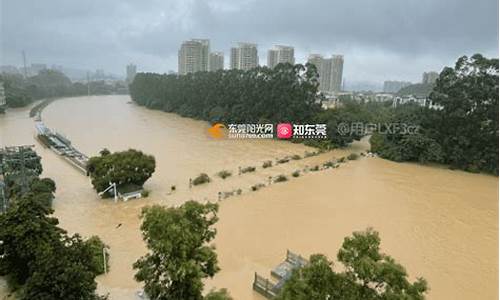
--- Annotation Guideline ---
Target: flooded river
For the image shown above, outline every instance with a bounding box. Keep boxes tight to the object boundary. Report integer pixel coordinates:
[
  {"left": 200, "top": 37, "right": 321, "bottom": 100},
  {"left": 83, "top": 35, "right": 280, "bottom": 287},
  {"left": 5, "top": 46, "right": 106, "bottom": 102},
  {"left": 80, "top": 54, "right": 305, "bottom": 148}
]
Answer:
[{"left": 0, "top": 95, "right": 497, "bottom": 300}]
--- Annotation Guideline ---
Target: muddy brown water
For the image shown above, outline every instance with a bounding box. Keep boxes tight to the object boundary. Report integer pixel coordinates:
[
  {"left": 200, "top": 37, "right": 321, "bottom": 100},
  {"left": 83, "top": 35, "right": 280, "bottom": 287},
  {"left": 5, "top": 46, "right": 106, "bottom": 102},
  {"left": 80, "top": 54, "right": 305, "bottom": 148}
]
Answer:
[{"left": 0, "top": 95, "right": 497, "bottom": 300}]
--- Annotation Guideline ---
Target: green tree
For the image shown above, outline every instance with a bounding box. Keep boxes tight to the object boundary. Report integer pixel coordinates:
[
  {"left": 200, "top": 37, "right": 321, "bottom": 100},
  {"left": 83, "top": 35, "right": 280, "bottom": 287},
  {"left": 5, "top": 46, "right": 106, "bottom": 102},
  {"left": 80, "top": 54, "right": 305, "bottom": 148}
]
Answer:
[
  {"left": 87, "top": 149, "right": 155, "bottom": 193},
  {"left": 430, "top": 54, "right": 498, "bottom": 173},
  {"left": 338, "top": 229, "right": 427, "bottom": 299},
  {"left": 371, "top": 54, "right": 498, "bottom": 174},
  {"left": 0, "top": 195, "right": 107, "bottom": 299},
  {"left": 0, "top": 195, "right": 62, "bottom": 286},
  {"left": 23, "top": 234, "right": 107, "bottom": 300},
  {"left": 277, "top": 229, "right": 427, "bottom": 300},
  {"left": 133, "top": 201, "right": 221, "bottom": 300}
]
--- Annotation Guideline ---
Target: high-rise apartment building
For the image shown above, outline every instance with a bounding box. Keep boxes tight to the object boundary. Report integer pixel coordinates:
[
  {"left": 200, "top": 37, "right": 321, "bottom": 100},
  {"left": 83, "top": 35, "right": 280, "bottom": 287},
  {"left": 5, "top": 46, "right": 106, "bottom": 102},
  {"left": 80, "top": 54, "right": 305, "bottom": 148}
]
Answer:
[
  {"left": 209, "top": 52, "right": 224, "bottom": 71},
  {"left": 422, "top": 71, "right": 439, "bottom": 84},
  {"left": 192, "top": 39, "right": 210, "bottom": 72},
  {"left": 307, "top": 54, "right": 344, "bottom": 93},
  {"left": 126, "top": 64, "right": 137, "bottom": 83},
  {"left": 230, "top": 47, "right": 239, "bottom": 69},
  {"left": 229, "top": 43, "right": 258, "bottom": 71},
  {"left": 267, "top": 45, "right": 295, "bottom": 68},
  {"left": 178, "top": 39, "right": 210, "bottom": 75},
  {"left": 330, "top": 55, "right": 344, "bottom": 93}
]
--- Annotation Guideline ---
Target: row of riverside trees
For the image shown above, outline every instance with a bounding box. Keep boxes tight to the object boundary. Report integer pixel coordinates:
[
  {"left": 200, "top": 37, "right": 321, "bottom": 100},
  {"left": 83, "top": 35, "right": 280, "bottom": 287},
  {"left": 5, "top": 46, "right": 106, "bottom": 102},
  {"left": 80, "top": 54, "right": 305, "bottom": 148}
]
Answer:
[
  {"left": 131, "top": 55, "right": 498, "bottom": 174},
  {"left": 0, "top": 69, "right": 127, "bottom": 108},
  {"left": 0, "top": 148, "right": 108, "bottom": 299},
  {"left": 129, "top": 63, "right": 323, "bottom": 124}
]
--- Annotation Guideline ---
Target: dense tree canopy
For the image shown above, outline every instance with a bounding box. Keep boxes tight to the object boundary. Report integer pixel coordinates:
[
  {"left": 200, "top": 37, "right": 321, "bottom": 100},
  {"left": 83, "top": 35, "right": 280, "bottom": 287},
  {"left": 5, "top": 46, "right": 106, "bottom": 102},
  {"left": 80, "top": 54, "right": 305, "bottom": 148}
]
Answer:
[
  {"left": 134, "top": 201, "right": 229, "bottom": 300},
  {"left": 277, "top": 229, "right": 427, "bottom": 300},
  {"left": 0, "top": 195, "right": 107, "bottom": 299},
  {"left": 0, "top": 148, "right": 107, "bottom": 299},
  {"left": 0, "top": 70, "right": 126, "bottom": 108},
  {"left": 371, "top": 54, "right": 498, "bottom": 174},
  {"left": 0, "top": 148, "right": 56, "bottom": 207},
  {"left": 430, "top": 54, "right": 498, "bottom": 173},
  {"left": 129, "top": 63, "right": 323, "bottom": 124},
  {"left": 369, "top": 104, "right": 444, "bottom": 164},
  {"left": 87, "top": 149, "right": 156, "bottom": 193}
]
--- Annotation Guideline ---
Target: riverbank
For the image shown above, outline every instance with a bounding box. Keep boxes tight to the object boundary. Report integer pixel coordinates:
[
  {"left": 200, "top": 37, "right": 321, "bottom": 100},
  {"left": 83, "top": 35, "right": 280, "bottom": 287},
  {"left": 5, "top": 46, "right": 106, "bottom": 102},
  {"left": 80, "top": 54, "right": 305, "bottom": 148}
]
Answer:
[{"left": 29, "top": 97, "right": 58, "bottom": 118}]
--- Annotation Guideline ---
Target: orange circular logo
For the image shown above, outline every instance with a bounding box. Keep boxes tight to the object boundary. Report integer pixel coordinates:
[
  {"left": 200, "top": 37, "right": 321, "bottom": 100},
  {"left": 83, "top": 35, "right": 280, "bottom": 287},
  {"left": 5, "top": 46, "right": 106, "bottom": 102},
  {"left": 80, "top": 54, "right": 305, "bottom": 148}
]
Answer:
[{"left": 208, "top": 123, "right": 226, "bottom": 139}]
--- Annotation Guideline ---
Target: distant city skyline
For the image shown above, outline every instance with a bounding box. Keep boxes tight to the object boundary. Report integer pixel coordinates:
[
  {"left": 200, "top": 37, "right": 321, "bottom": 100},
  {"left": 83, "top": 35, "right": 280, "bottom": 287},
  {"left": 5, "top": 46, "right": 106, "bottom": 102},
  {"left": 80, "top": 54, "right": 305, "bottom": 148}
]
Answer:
[{"left": 1, "top": 0, "right": 498, "bottom": 86}]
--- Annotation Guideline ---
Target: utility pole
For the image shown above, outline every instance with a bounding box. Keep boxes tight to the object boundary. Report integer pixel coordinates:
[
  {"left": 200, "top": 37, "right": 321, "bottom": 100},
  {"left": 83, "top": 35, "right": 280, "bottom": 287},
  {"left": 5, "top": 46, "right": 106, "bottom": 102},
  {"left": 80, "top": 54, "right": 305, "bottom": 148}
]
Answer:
[
  {"left": 22, "top": 51, "right": 28, "bottom": 78},
  {"left": 87, "top": 71, "right": 91, "bottom": 96},
  {"left": 102, "top": 247, "right": 107, "bottom": 273}
]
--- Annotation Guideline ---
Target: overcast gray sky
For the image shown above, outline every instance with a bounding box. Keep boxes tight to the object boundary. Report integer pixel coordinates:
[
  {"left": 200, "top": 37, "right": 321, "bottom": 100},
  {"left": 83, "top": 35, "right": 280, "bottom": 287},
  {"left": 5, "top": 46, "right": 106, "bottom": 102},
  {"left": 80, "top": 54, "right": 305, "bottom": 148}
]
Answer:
[{"left": 1, "top": 0, "right": 498, "bottom": 84}]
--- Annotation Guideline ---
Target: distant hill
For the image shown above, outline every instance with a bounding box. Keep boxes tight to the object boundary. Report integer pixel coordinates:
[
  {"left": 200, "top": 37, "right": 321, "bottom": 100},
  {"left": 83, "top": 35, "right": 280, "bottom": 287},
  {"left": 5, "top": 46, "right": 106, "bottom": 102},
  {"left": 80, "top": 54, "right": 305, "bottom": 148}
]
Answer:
[{"left": 397, "top": 83, "right": 435, "bottom": 97}]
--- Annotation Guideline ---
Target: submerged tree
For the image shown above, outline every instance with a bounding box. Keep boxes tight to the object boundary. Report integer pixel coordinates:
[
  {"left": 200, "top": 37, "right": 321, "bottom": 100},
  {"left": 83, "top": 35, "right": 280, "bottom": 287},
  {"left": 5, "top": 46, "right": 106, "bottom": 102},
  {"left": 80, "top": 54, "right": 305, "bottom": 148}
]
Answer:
[
  {"left": 87, "top": 149, "right": 156, "bottom": 193},
  {"left": 277, "top": 229, "right": 427, "bottom": 300},
  {"left": 134, "top": 201, "right": 228, "bottom": 300}
]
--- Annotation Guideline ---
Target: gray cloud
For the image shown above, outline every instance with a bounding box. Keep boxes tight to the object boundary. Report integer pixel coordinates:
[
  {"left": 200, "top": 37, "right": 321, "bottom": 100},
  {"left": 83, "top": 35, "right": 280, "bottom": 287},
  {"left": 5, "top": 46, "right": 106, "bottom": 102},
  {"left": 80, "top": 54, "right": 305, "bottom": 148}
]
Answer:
[{"left": 1, "top": 0, "right": 498, "bottom": 84}]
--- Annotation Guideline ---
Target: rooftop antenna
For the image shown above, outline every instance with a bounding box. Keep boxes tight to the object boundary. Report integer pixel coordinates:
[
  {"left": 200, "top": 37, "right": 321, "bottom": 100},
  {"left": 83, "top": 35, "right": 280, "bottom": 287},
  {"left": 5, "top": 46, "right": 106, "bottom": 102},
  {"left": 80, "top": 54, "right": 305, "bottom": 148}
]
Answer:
[{"left": 22, "top": 51, "right": 27, "bottom": 78}]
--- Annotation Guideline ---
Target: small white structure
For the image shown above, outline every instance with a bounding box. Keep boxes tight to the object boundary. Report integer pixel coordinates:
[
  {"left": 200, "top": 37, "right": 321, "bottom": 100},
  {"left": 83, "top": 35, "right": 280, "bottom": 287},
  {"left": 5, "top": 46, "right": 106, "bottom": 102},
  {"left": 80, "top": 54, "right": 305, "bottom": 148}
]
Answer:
[
  {"left": 393, "top": 95, "right": 442, "bottom": 110},
  {"left": 98, "top": 182, "right": 144, "bottom": 202}
]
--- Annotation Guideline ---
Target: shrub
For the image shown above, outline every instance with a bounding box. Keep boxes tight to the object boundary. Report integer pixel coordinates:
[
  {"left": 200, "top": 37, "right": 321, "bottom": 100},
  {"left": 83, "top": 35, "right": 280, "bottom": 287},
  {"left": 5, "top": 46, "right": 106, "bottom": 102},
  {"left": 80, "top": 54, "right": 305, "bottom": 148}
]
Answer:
[
  {"left": 193, "top": 173, "right": 211, "bottom": 185},
  {"left": 304, "top": 151, "right": 318, "bottom": 158},
  {"left": 323, "top": 161, "right": 335, "bottom": 168},
  {"left": 251, "top": 183, "right": 266, "bottom": 191},
  {"left": 274, "top": 174, "right": 288, "bottom": 183},
  {"left": 309, "top": 165, "right": 320, "bottom": 171},
  {"left": 338, "top": 157, "right": 346, "bottom": 163},
  {"left": 262, "top": 160, "right": 273, "bottom": 168},
  {"left": 347, "top": 153, "right": 359, "bottom": 160},
  {"left": 292, "top": 170, "right": 300, "bottom": 177},
  {"left": 277, "top": 157, "right": 290, "bottom": 164},
  {"left": 217, "top": 170, "right": 232, "bottom": 179},
  {"left": 241, "top": 166, "right": 256, "bottom": 174},
  {"left": 141, "top": 190, "right": 150, "bottom": 197},
  {"left": 291, "top": 154, "right": 302, "bottom": 160}
]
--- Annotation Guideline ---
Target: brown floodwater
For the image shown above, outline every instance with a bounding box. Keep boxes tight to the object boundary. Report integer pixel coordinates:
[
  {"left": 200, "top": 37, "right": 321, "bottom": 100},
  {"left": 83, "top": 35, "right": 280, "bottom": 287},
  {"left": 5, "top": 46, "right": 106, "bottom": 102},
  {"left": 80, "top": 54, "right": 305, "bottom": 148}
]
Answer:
[{"left": 0, "top": 95, "right": 497, "bottom": 300}]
